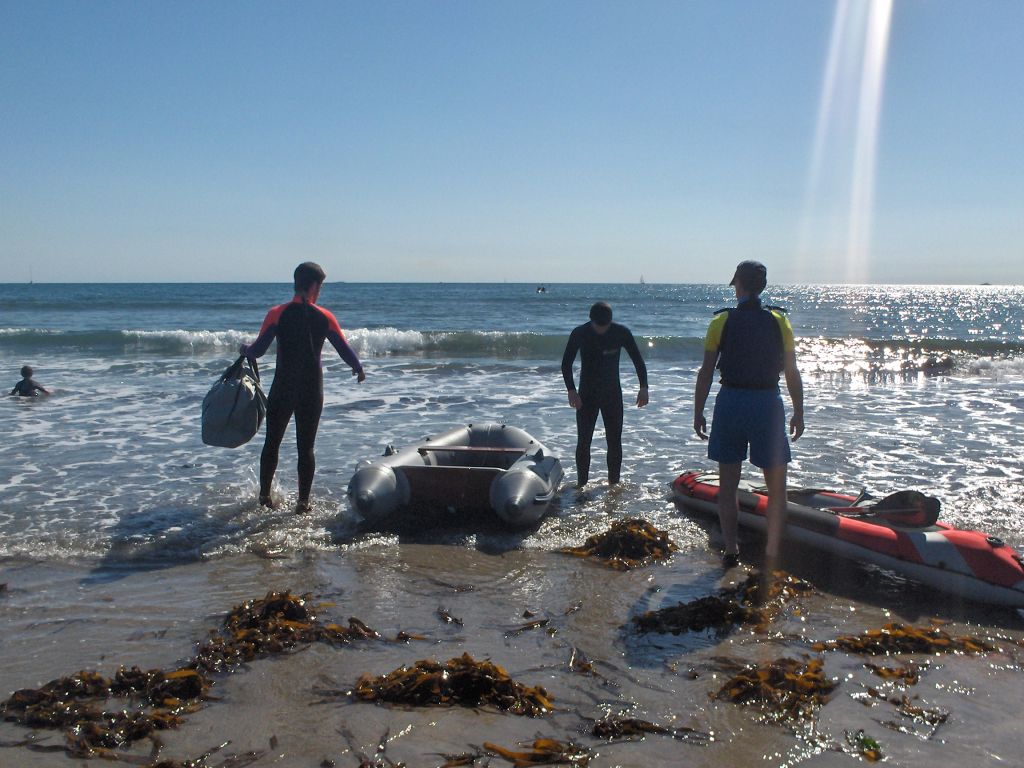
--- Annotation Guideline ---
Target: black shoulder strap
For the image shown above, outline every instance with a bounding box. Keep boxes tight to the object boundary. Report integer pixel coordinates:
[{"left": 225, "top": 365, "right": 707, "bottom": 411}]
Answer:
[
  {"left": 713, "top": 307, "right": 731, "bottom": 315},
  {"left": 765, "top": 304, "right": 787, "bottom": 314}
]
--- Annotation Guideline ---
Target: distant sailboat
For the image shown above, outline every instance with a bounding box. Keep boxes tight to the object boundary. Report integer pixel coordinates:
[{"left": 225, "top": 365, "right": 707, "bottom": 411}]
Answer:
[{"left": 639, "top": 275, "right": 645, "bottom": 286}]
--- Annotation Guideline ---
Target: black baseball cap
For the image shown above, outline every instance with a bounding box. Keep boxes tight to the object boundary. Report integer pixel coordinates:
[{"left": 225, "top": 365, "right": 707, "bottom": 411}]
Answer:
[{"left": 730, "top": 260, "right": 767, "bottom": 293}]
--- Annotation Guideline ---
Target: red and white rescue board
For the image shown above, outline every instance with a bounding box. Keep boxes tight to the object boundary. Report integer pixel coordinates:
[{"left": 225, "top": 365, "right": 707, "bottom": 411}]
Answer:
[{"left": 673, "top": 471, "right": 1024, "bottom": 608}]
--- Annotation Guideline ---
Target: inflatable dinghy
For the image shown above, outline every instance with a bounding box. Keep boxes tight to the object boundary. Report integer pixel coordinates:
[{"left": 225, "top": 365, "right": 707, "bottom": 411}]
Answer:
[
  {"left": 673, "top": 471, "right": 1024, "bottom": 608},
  {"left": 348, "top": 423, "right": 563, "bottom": 527}
]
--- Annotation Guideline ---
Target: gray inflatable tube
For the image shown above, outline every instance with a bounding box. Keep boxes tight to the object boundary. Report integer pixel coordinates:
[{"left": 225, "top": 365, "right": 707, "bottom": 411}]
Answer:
[{"left": 347, "top": 423, "right": 564, "bottom": 528}]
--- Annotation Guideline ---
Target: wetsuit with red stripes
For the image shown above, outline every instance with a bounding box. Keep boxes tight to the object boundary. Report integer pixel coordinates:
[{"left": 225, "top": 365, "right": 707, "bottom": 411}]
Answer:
[{"left": 244, "top": 297, "right": 363, "bottom": 502}]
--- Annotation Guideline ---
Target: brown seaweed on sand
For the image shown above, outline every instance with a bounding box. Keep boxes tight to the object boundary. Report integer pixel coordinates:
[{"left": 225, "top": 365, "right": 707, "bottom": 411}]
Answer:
[
  {"left": 591, "top": 714, "right": 671, "bottom": 740},
  {"left": 483, "top": 738, "right": 591, "bottom": 766},
  {"left": 634, "top": 572, "right": 813, "bottom": 635},
  {"left": 504, "top": 618, "right": 550, "bottom": 638},
  {"left": 146, "top": 741, "right": 266, "bottom": 767},
  {"left": 590, "top": 714, "right": 712, "bottom": 744},
  {"left": 812, "top": 622, "right": 996, "bottom": 656},
  {"left": 863, "top": 662, "right": 922, "bottom": 685},
  {"left": 712, "top": 657, "right": 838, "bottom": 722},
  {"left": 2, "top": 590, "right": 388, "bottom": 761},
  {"left": 1, "top": 666, "right": 206, "bottom": 758},
  {"left": 195, "top": 591, "right": 381, "bottom": 671},
  {"left": 437, "top": 607, "right": 464, "bottom": 626},
  {"left": 353, "top": 653, "right": 553, "bottom": 716},
  {"left": 559, "top": 519, "right": 677, "bottom": 570},
  {"left": 856, "top": 686, "right": 949, "bottom": 728}
]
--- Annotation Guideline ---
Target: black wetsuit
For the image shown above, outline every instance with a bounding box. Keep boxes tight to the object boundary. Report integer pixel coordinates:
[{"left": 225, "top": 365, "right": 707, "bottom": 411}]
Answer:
[
  {"left": 561, "top": 322, "right": 648, "bottom": 484},
  {"left": 245, "top": 298, "right": 362, "bottom": 502},
  {"left": 11, "top": 378, "right": 45, "bottom": 396}
]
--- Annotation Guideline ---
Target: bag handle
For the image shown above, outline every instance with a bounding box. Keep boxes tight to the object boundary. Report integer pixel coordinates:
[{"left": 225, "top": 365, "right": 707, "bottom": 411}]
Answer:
[{"left": 222, "top": 354, "right": 261, "bottom": 383}]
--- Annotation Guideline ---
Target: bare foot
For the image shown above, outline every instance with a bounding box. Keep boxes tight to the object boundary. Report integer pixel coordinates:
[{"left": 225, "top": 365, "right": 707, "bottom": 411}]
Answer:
[
  {"left": 295, "top": 499, "right": 312, "bottom": 515},
  {"left": 258, "top": 495, "right": 278, "bottom": 510}
]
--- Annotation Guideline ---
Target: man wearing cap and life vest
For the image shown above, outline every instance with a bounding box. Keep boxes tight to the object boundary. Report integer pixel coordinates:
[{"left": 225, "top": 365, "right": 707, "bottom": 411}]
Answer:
[{"left": 693, "top": 261, "right": 804, "bottom": 570}]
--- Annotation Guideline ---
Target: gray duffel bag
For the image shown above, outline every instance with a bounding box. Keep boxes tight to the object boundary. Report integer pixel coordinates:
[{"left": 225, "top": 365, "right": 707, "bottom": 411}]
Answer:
[{"left": 201, "top": 355, "right": 268, "bottom": 448}]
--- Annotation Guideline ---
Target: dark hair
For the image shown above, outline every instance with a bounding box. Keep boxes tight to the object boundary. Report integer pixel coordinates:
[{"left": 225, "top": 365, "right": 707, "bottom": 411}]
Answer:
[
  {"left": 589, "top": 301, "right": 613, "bottom": 325},
  {"left": 21, "top": 365, "right": 33, "bottom": 379},
  {"left": 294, "top": 262, "right": 326, "bottom": 293}
]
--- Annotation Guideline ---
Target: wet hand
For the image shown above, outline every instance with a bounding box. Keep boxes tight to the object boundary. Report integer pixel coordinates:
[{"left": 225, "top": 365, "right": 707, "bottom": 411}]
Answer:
[
  {"left": 790, "top": 413, "right": 804, "bottom": 441},
  {"left": 238, "top": 344, "right": 249, "bottom": 357},
  {"left": 636, "top": 387, "right": 649, "bottom": 408},
  {"left": 355, "top": 368, "right": 366, "bottom": 383},
  {"left": 567, "top": 390, "right": 581, "bottom": 409},
  {"left": 694, "top": 414, "right": 708, "bottom": 440}
]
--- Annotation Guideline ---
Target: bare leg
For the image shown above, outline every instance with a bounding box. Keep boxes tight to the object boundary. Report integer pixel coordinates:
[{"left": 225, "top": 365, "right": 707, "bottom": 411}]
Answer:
[
  {"left": 717, "top": 462, "right": 742, "bottom": 555},
  {"left": 761, "top": 463, "right": 789, "bottom": 570}
]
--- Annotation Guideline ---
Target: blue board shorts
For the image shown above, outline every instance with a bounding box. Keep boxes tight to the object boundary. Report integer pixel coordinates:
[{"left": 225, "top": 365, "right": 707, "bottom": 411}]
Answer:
[{"left": 708, "top": 386, "right": 791, "bottom": 468}]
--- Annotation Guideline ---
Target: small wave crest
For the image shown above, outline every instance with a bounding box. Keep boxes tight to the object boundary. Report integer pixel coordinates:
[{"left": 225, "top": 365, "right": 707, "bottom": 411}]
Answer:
[
  {"left": 967, "top": 356, "right": 1024, "bottom": 378},
  {"left": 123, "top": 329, "right": 251, "bottom": 350},
  {"left": 0, "top": 326, "right": 707, "bottom": 361},
  {"left": 0, "top": 327, "right": 250, "bottom": 353},
  {"left": 3, "top": 326, "right": 1022, "bottom": 371},
  {"left": 346, "top": 327, "right": 427, "bottom": 357}
]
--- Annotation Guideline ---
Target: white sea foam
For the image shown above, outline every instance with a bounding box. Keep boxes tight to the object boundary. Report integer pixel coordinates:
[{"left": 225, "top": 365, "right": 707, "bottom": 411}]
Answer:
[
  {"left": 344, "top": 327, "right": 426, "bottom": 357},
  {"left": 968, "top": 356, "right": 1024, "bottom": 378},
  {"left": 121, "top": 328, "right": 251, "bottom": 349}
]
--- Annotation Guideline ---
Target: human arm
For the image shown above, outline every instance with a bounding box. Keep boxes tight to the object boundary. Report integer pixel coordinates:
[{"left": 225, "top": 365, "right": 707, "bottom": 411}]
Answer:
[
  {"left": 561, "top": 328, "right": 581, "bottom": 408},
  {"left": 240, "top": 306, "right": 281, "bottom": 359},
  {"left": 694, "top": 314, "right": 727, "bottom": 439},
  {"left": 775, "top": 312, "right": 803, "bottom": 440},
  {"left": 622, "top": 328, "right": 649, "bottom": 407},
  {"left": 693, "top": 349, "right": 717, "bottom": 440},
  {"left": 784, "top": 349, "right": 804, "bottom": 440},
  {"left": 323, "top": 309, "right": 365, "bottom": 383}
]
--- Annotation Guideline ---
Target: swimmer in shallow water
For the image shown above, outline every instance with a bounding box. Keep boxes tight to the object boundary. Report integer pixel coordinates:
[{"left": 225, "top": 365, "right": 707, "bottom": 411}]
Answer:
[{"left": 11, "top": 365, "right": 48, "bottom": 397}]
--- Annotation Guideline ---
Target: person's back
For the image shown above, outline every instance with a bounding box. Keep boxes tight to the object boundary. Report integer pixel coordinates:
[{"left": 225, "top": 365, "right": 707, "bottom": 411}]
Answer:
[
  {"left": 241, "top": 262, "right": 365, "bottom": 513},
  {"left": 11, "top": 365, "right": 47, "bottom": 397},
  {"left": 693, "top": 261, "right": 804, "bottom": 572},
  {"left": 251, "top": 300, "right": 348, "bottom": 390},
  {"left": 714, "top": 301, "right": 786, "bottom": 390}
]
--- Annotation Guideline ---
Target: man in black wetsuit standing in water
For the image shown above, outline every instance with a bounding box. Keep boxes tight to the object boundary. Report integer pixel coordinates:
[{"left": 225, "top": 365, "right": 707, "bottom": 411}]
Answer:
[
  {"left": 241, "top": 262, "right": 365, "bottom": 513},
  {"left": 561, "top": 301, "right": 649, "bottom": 487}
]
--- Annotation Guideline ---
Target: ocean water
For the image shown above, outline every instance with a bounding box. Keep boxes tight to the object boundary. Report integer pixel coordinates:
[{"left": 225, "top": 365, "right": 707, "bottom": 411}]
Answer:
[
  {"left": 2, "top": 281, "right": 1023, "bottom": 563},
  {"left": 2, "top": 281, "right": 1024, "bottom": 767}
]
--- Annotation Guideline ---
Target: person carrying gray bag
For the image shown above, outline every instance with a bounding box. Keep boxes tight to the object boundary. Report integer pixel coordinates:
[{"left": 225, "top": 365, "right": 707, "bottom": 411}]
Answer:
[{"left": 201, "top": 354, "right": 268, "bottom": 448}]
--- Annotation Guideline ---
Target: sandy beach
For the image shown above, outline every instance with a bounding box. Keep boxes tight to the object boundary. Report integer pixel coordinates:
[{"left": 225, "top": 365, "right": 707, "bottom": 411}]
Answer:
[{"left": 3, "top": 527, "right": 1024, "bottom": 767}]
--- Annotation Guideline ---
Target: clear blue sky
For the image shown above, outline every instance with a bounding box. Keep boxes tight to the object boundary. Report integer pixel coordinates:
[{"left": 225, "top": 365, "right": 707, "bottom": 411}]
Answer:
[{"left": 2, "top": 1, "right": 1021, "bottom": 284}]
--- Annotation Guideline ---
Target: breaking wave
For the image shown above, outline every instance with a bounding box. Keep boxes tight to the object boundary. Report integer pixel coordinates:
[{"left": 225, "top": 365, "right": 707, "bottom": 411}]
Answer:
[{"left": 2, "top": 326, "right": 1022, "bottom": 371}]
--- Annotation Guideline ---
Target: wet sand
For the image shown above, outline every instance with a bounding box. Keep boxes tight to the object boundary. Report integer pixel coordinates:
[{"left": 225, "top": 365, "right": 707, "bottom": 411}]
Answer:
[{"left": 3, "top": 535, "right": 1023, "bottom": 767}]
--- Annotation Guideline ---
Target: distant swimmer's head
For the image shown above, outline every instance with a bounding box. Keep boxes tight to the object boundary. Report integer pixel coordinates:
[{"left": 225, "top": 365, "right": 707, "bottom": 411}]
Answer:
[
  {"left": 294, "top": 262, "right": 326, "bottom": 300},
  {"left": 20, "top": 365, "right": 33, "bottom": 379},
  {"left": 589, "top": 301, "right": 613, "bottom": 334},
  {"left": 730, "top": 260, "right": 767, "bottom": 295}
]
